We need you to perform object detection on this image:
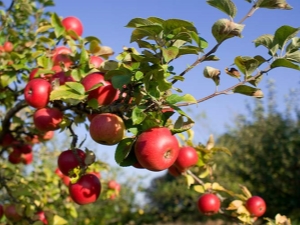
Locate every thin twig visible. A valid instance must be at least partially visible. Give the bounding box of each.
[176,66,271,108]
[238,5,259,24]
[186,169,205,186]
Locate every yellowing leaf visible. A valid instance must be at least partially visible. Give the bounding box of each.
[53,215,68,225]
[193,185,205,193]
[227,200,244,210]
[185,174,194,187]
[237,205,250,215]
[212,182,226,191]
[240,185,252,198]
[275,214,291,225]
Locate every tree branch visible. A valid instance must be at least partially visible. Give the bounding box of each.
[176,67,271,108]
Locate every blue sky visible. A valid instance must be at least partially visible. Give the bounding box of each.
[50,1,300,187]
[4,0,300,188]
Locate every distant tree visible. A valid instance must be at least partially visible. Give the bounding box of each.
[214,82,300,221]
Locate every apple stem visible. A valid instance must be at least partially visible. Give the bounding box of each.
[186,169,205,186]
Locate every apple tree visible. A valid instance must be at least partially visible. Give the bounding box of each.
[0,0,299,224]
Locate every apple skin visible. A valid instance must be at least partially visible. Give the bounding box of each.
[197,193,221,215]
[89,55,103,68]
[50,71,75,85]
[90,113,125,145]
[81,72,119,106]
[69,173,101,205]
[24,78,51,109]
[35,211,48,224]
[62,16,83,38]
[245,196,266,217]
[167,164,184,177]
[3,41,13,52]
[108,180,120,191]
[134,127,180,171]
[22,152,33,165]
[4,204,23,222]
[33,108,63,132]
[29,68,52,80]
[8,149,22,164]
[0,133,16,147]
[0,204,3,219]
[52,46,72,71]
[57,149,86,176]
[89,113,125,145]
[174,146,199,171]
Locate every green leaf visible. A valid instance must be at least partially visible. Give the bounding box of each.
[162,46,179,63]
[233,85,263,97]
[270,58,300,70]
[50,84,87,102]
[115,138,135,166]
[111,73,132,89]
[135,71,144,80]
[234,56,260,77]
[89,40,101,54]
[274,25,300,49]
[65,82,85,95]
[36,25,52,34]
[130,25,163,42]
[163,19,197,34]
[286,37,300,53]
[206,0,237,18]
[285,50,300,63]
[253,34,279,55]
[212,19,244,43]
[256,0,292,9]
[0,72,17,88]
[125,18,153,28]
[84,36,102,44]
[132,106,147,125]
[172,116,195,133]
[178,45,202,56]
[51,13,64,37]
[166,94,197,105]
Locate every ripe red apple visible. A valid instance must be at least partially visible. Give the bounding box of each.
[61,16,83,38]
[22,152,33,165]
[197,193,221,215]
[24,78,51,108]
[0,133,16,147]
[245,196,266,217]
[62,175,70,186]
[167,164,184,177]
[89,55,104,68]
[134,127,180,171]
[81,72,119,106]
[174,146,198,171]
[69,173,101,205]
[3,41,13,52]
[35,211,48,224]
[57,149,86,176]
[12,143,32,154]
[0,204,3,219]
[33,108,63,132]
[50,71,75,85]
[38,131,54,142]
[8,149,22,164]
[89,113,125,145]
[52,46,73,71]
[108,180,121,191]
[55,168,64,178]
[4,204,22,222]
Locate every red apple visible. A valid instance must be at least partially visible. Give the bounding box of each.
[89,113,125,145]
[4,204,22,222]
[0,46,4,52]
[0,133,16,147]
[0,204,3,219]
[108,180,120,191]
[35,211,48,224]
[50,71,75,85]
[3,41,13,52]
[81,72,119,106]
[245,196,266,217]
[24,78,51,108]
[89,55,104,68]
[134,127,180,171]
[52,46,72,71]
[33,108,63,132]
[22,152,33,165]
[69,173,101,205]
[197,193,221,215]
[62,175,70,186]
[55,168,64,179]
[57,149,86,176]
[38,131,54,142]
[62,16,83,38]
[8,149,22,164]
[14,144,32,154]
[174,146,198,171]
[168,164,184,177]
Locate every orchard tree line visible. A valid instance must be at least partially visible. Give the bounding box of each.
[0,0,299,224]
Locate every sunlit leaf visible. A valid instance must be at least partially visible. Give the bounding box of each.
[206,0,237,18]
